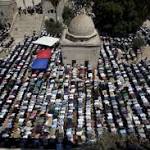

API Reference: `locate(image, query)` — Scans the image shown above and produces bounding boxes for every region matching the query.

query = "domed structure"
[68,14,97,38]
[61,13,101,68]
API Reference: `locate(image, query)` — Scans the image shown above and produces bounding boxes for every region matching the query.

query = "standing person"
[18,7,21,16]
[63,135,72,150]
[23,9,26,15]
[56,138,63,150]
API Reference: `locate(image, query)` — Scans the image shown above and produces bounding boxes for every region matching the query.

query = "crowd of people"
[0,27,150,149]
[18,2,42,16]
[139,26,150,45]
[0,27,14,52]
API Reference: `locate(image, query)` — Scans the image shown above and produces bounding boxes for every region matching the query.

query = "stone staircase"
[10,13,43,43]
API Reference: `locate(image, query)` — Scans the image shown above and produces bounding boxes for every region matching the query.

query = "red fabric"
[37,48,52,59]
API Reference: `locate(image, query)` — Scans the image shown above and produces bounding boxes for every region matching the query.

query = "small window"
[1,12,4,16]
[85,61,89,67]
[51,9,54,13]
[72,60,76,66]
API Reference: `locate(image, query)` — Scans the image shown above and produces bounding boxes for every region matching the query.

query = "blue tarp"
[32,59,49,70]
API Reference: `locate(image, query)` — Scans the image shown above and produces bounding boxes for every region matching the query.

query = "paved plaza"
[10,13,43,43]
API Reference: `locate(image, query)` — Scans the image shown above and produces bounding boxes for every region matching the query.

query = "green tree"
[93,0,150,36]
[80,132,149,150]
[134,0,150,20]
[45,19,63,36]
[132,35,146,57]
[132,36,146,50]
[62,6,74,25]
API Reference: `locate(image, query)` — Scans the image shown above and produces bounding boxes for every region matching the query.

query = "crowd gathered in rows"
[0,29,150,148]
[0,27,14,50]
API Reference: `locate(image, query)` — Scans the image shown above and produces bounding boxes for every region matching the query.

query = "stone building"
[60,13,101,67]
[0,0,17,25]
[42,0,68,23]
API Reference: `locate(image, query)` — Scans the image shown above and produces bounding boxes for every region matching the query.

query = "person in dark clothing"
[63,136,73,150]
[56,137,63,150]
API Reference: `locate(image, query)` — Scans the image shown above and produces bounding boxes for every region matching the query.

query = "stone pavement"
[10,13,43,43]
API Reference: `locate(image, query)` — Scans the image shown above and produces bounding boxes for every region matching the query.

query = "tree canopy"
[132,36,146,51]
[45,19,63,36]
[93,0,150,36]
[80,132,150,150]
[62,6,74,25]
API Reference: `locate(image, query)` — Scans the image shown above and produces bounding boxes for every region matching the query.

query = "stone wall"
[61,46,100,67]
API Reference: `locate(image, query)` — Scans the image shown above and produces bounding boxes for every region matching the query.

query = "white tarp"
[32,36,59,47]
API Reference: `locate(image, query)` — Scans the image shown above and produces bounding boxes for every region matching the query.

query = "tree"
[132,36,146,56]
[49,0,60,21]
[132,35,146,50]
[45,19,63,36]
[80,132,149,150]
[62,6,74,25]
[134,0,150,20]
[93,0,150,37]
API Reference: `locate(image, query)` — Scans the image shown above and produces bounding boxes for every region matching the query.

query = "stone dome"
[68,14,96,39]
